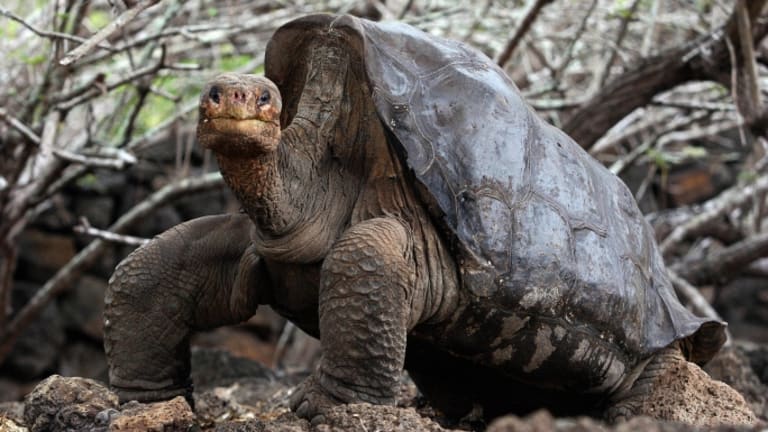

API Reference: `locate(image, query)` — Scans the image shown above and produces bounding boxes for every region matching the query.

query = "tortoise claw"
[289,373,342,423]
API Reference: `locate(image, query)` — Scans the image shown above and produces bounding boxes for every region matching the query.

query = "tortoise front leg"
[290,217,415,422]
[104,213,267,404]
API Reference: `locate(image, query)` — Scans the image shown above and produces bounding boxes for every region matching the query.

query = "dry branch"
[59,0,162,66]
[0,172,225,365]
[672,231,768,285]
[52,148,137,170]
[0,108,41,145]
[496,0,555,69]
[660,174,768,255]
[74,218,149,246]
[595,0,643,89]
[563,0,768,151]
[0,6,110,49]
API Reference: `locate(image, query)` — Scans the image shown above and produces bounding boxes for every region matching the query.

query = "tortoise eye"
[258,90,270,106]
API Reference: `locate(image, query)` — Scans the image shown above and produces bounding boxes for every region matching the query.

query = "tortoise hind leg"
[605,343,756,426]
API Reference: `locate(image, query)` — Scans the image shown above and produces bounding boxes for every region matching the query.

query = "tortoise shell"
[265,14,725,365]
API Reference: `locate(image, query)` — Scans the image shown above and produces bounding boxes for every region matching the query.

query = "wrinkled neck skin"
[218,43,361,263]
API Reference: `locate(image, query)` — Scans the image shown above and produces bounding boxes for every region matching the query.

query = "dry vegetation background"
[0,0,767,415]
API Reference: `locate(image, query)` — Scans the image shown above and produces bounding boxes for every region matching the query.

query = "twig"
[398,0,415,20]
[733,0,763,122]
[59,0,162,66]
[496,0,554,68]
[641,0,662,56]
[272,321,296,368]
[596,0,643,88]
[672,231,768,285]
[552,0,599,80]
[52,148,137,170]
[0,6,114,50]
[649,99,735,112]
[527,98,585,111]
[660,174,768,255]
[563,0,768,150]
[0,108,41,145]
[74,218,149,246]
[56,46,167,111]
[0,172,225,365]
[461,0,494,42]
[120,85,151,148]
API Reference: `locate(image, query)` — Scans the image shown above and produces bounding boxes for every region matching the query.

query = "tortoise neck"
[216,150,298,236]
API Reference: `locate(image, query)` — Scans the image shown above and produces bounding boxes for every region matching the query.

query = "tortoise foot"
[111,385,193,407]
[289,373,344,425]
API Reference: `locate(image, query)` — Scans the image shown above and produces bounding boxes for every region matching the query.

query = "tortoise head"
[197,74,282,157]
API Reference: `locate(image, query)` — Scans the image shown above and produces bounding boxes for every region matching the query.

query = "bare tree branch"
[74,218,149,246]
[52,148,137,170]
[0,108,41,145]
[660,174,768,255]
[595,0,643,89]
[672,231,768,285]
[563,0,768,150]
[0,172,225,365]
[496,0,555,68]
[59,0,162,66]
[0,6,113,50]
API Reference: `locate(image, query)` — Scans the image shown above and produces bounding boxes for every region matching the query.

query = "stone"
[633,359,755,426]
[22,375,118,432]
[108,396,195,431]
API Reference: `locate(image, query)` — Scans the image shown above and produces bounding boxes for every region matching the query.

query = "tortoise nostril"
[209,86,221,104]
[233,90,246,102]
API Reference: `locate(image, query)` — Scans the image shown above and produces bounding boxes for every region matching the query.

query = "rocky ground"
[0,341,766,432]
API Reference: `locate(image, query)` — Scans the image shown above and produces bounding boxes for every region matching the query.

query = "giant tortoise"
[104,13,755,425]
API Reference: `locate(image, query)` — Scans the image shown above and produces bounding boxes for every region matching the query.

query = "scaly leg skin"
[104,213,266,405]
[290,217,414,424]
[606,342,756,427]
